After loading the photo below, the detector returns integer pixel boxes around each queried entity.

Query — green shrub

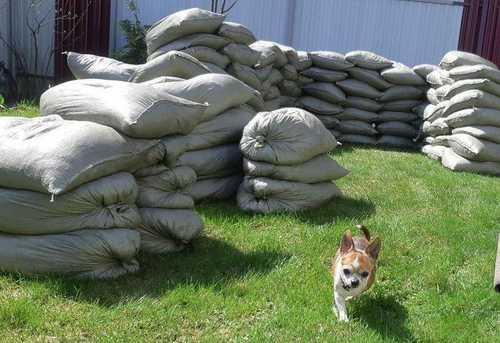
[112,1,149,64]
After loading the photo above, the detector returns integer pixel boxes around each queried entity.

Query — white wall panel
[222,0,291,45]
[0,0,12,69]
[292,0,463,66]
[2,0,55,76]
[111,0,464,66]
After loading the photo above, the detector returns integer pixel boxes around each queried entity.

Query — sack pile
[248,41,307,110]
[66,50,210,82]
[144,8,306,110]
[40,79,206,255]
[237,107,347,213]
[421,51,500,176]
[154,73,258,203]
[297,50,426,148]
[0,115,161,278]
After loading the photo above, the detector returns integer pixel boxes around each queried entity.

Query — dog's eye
[361,271,369,278]
[343,269,351,275]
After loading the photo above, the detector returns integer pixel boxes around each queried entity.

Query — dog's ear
[366,237,381,260]
[340,230,354,254]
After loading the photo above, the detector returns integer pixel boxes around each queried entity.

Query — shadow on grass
[331,144,421,156]
[294,196,376,225]
[196,197,376,227]
[352,294,414,341]
[5,235,289,307]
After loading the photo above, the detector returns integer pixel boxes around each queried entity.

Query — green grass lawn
[0,106,499,342]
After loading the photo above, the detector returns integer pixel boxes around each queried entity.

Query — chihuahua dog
[331,225,381,322]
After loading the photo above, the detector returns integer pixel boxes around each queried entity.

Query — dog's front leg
[334,292,349,322]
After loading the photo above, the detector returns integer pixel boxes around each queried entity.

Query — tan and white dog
[331,225,381,322]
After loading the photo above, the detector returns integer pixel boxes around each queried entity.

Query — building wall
[0,0,55,77]
[0,0,12,69]
[0,0,465,78]
[111,0,464,66]
[291,0,464,66]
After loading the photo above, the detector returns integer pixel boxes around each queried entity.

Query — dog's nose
[351,279,359,288]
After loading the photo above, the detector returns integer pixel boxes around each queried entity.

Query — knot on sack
[254,135,266,148]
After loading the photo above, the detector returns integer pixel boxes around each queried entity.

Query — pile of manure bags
[237,108,348,213]
[40,79,209,255]
[421,51,500,176]
[297,51,426,148]
[154,73,259,203]
[64,8,433,151]
[39,70,263,254]
[144,8,303,111]
[0,115,163,278]
[3,9,499,280]
[65,8,308,112]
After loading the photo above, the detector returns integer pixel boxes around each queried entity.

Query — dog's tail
[356,224,370,241]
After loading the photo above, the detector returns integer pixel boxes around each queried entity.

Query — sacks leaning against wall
[238,107,348,213]
[65,8,431,151]
[139,8,304,109]
[40,70,264,253]
[65,51,211,82]
[297,50,426,148]
[40,79,209,139]
[155,86,258,203]
[41,77,212,254]
[420,51,500,176]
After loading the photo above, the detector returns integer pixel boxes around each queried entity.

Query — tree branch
[222,0,240,14]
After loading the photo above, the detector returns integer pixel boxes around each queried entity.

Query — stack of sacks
[421,51,500,176]
[249,41,305,110]
[297,50,427,148]
[237,107,348,213]
[144,10,239,74]
[40,79,208,254]
[341,50,393,146]
[146,8,230,70]
[0,115,164,278]
[65,50,210,82]
[375,59,426,148]
[297,51,351,138]
[156,73,259,202]
[66,8,313,112]
[410,63,440,141]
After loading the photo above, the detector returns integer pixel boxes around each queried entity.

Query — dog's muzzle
[341,278,351,290]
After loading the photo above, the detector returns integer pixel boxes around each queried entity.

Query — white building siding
[292,0,464,66]
[111,0,464,66]
[222,0,292,45]
[0,0,12,69]
[0,0,55,76]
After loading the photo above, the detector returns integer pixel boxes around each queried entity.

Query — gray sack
[237,177,342,213]
[0,229,140,279]
[240,107,338,165]
[0,116,164,195]
[0,173,140,235]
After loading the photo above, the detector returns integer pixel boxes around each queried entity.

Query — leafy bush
[112,1,149,64]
